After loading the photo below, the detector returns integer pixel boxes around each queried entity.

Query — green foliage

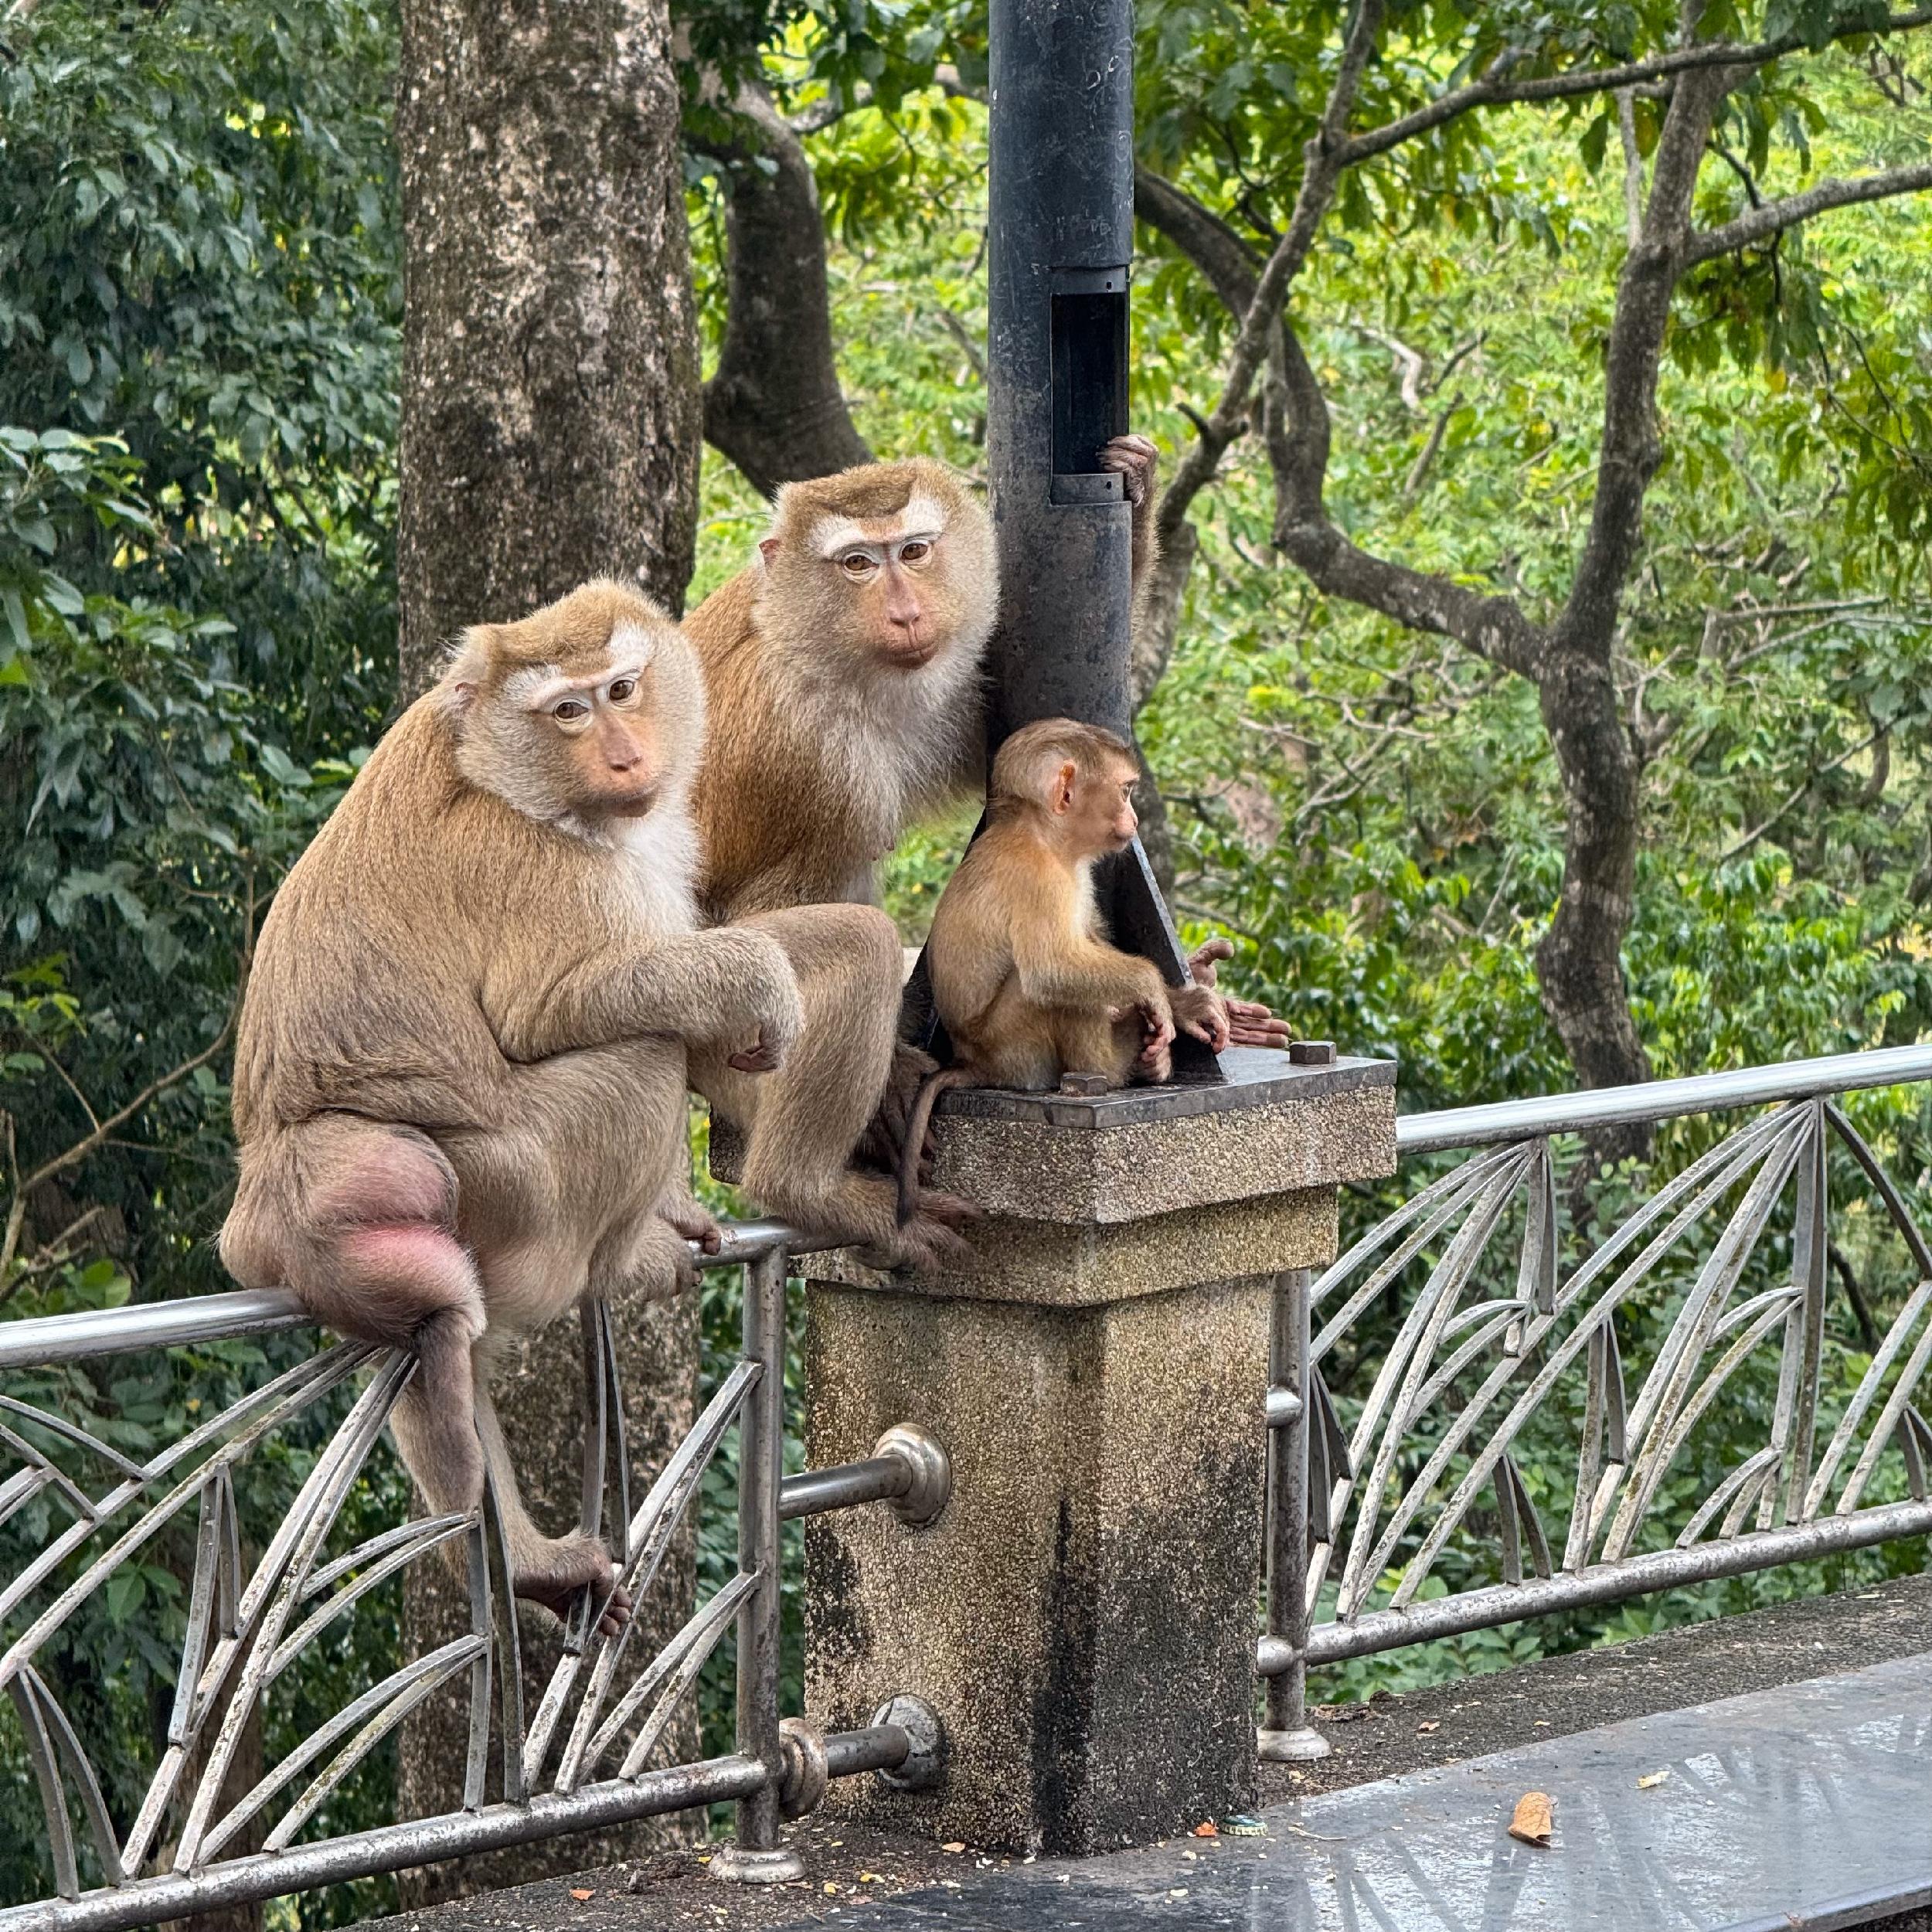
[1,0,398,1911]
[4,0,1932,1903]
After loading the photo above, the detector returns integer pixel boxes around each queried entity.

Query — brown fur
[687,459,998,921]
[901,718,1228,1213]
[685,441,1162,924]
[223,580,807,1631]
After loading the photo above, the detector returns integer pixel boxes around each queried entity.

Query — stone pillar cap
[924,1047,1396,1226]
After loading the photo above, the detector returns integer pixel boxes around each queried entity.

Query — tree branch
[690,80,872,493]
[1557,59,1734,657]
[1340,10,1932,166]
[1154,0,1386,531]
[1686,159,1932,262]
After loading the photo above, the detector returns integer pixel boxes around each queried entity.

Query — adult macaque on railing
[219,580,964,1639]
[896,719,1232,1220]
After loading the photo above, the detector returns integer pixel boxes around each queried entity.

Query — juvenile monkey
[899,718,1232,1218]
[219,580,946,1633]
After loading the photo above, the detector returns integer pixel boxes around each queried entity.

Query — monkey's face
[758,463,996,682]
[1053,757,1141,858]
[443,587,706,833]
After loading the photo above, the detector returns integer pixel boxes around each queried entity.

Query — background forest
[3,0,1932,1917]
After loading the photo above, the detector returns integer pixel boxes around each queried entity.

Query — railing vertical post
[1258,1266,1330,1763]
[712,1247,804,1883]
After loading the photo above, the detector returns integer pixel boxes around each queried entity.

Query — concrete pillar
[802,1049,1396,1855]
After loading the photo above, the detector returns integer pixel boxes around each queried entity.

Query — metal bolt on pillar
[1257,1267,1331,1764]
[713,1248,807,1881]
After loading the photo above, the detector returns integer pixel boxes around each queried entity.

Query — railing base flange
[709,1843,805,1885]
[1257,1725,1332,1764]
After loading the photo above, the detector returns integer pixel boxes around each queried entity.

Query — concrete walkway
[792,1653,1932,1931]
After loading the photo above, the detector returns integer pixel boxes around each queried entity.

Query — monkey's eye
[607,677,638,705]
[552,698,592,725]
[898,539,933,566]
[838,551,880,580]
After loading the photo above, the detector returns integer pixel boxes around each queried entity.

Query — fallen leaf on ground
[859,1873,880,1883]
[569,1889,594,1901]
[1417,1720,1440,1733]
[1192,1821,1219,1837]
[941,1842,966,1854]
[1508,1791,1553,1846]
[1636,1770,1670,1790]
[823,1882,840,1895]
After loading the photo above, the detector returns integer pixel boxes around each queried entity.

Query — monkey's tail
[896,1068,976,1227]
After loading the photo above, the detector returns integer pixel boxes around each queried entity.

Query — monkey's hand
[1172,981,1232,1053]
[1189,936,1291,1050]
[661,1192,723,1255]
[1134,995,1176,1070]
[697,929,805,1071]
[1100,433,1160,508]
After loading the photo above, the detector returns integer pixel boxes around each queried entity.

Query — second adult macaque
[689,437,1167,920]
[900,719,1231,1216]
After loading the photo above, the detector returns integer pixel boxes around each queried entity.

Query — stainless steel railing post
[712,1247,804,1881]
[1257,1266,1329,1763]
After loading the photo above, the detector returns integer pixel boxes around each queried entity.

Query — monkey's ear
[1050,761,1078,815]
[437,629,493,719]
[758,537,781,566]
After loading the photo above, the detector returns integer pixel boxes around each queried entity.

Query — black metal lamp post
[941,0,1221,1080]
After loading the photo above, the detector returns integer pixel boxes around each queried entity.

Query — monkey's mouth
[596,786,659,818]
[881,636,937,669]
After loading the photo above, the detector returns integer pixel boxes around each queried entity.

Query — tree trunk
[394,0,702,1897]
[696,83,872,495]
[397,0,701,690]
[1533,647,1650,1113]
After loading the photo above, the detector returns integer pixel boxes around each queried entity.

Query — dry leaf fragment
[941,1842,966,1854]
[1508,1791,1553,1846]
[569,1889,594,1901]
[859,1873,880,1884]
[1636,1770,1670,1790]
[1192,1821,1219,1838]
[1417,1720,1440,1733]
[823,1882,840,1896]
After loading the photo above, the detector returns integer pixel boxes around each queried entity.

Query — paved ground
[818,1652,1932,1930]
[365,1569,1932,1932]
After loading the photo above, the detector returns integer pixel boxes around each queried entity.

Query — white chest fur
[600,805,701,939]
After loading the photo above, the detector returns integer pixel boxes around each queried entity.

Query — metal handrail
[0,1218,826,1372]
[0,1211,939,1924]
[1397,1043,1932,1154]
[1260,1043,1932,1763]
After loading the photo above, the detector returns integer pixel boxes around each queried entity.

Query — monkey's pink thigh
[233,1117,488,1519]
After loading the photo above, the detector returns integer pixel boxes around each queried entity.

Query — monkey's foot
[878,1189,980,1274]
[512,1534,631,1638]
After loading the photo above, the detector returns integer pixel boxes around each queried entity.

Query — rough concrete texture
[808,1187,1335,1306]
[803,1273,1272,1857]
[922,1054,1396,1225]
